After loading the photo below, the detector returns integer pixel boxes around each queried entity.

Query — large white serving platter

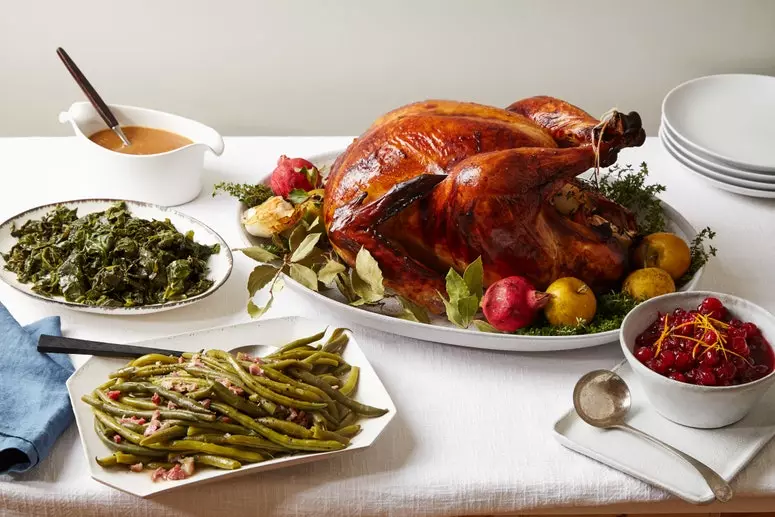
[554,361,775,504]
[660,129,775,199]
[0,199,233,315]
[238,152,703,352]
[66,317,396,498]
[662,74,775,172]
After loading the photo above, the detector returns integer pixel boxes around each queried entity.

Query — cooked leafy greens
[2,202,219,307]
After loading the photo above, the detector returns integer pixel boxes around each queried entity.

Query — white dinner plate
[662,74,775,171]
[661,119,775,183]
[238,152,703,353]
[554,361,775,504]
[0,199,233,315]
[661,127,775,191]
[66,317,396,498]
[660,129,775,199]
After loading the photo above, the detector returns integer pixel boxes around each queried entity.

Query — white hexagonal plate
[66,317,396,497]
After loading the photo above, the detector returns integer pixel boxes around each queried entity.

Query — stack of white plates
[660,74,775,198]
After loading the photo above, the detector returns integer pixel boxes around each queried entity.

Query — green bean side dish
[2,202,219,307]
[83,329,389,481]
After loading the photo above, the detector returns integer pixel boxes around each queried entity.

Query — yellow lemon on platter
[622,267,676,301]
[633,232,691,280]
[544,277,597,327]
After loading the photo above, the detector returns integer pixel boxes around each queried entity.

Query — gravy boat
[59,103,225,206]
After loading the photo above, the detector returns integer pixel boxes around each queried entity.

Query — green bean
[289,368,387,417]
[337,411,358,429]
[110,382,212,415]
[97,378,117,391]
[212,356,325,402]
[259,367,337,416]
[267,330,327,357]
[256,417,313,439]
[336,424,362,438]
[94,389,136,411]
[83,396,215,422]
[140,425,187,446]
[322,328,350,353]
[96,454,118,467]
[93,416,168,459]
[146,461,175,469]
[151,376,211,388]
[121,422,147,434]
[184,434,288,452]
[185,423,254,436]
[212,351,327,410]
[119,397,158,410]
[312,425,349,445]
[210,381,265,417]
[317,408,342,427]
[183,367,249,393]
[114,452,153,464]
[262,358,313,371]
[318,374,341,386]
[257,397,277,415]
[131,354,179,367]
[301,352,339,367]
[109,364,179,379]
[332,363,351,377]
[161,440,267,463]
[184,433,228,443]
[339,366,360,397]
[200,355,234,375]
[90,407,145,444]
[188,386,213,400]
[194,454,241,470]
[211,402,345,452]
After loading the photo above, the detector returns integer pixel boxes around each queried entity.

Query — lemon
[622,267,676,301]
[544,277,597,327]
[633,232,691,280]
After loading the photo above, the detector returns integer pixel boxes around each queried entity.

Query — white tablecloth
[2,136,775,516]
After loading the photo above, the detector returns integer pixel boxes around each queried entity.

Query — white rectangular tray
[553,361,775,504]
[67,316,396,498]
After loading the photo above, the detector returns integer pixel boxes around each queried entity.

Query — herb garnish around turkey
[1,202,219,307]
[213,182,273,207]
[593,162,667,235]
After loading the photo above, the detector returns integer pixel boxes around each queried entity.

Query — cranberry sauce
[633,297,774,386]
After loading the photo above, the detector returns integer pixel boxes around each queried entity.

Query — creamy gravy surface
[89,126,192,155]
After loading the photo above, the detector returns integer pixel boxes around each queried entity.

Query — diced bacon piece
[165,464,189,480]
[201,399,211,409]
[144,410,162,437]
[106,390,121,400]
[151,393,162,406]
[286,409,309,427]
[167,401,177,410]
[151,467,167,482]
[129,463,143,473]
[218,416,232,424]
[119,416,146,425]
[180,457,195,477]
[228,385,244,396]
[189,353,204,368]
[160,379,175,390]
[112,434,123,443]
[248,364,264,376]
[177,356,185,364]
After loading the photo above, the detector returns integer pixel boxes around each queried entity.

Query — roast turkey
[323,96,646,314]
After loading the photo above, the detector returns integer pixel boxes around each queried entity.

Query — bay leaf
[290,233,322,262]
[351,268,383,303]
[318,259,346,285]
[247,297,272,318]
[289,263,318,291]
[472,319,500,333]
[288,224,308,252]
[463,256,483,300]
[238,246,279,263]
[354,247,384,297]
[445,268,469,302]
[288,189,309,204]
[247,264,279,297]
[396,296,430,324]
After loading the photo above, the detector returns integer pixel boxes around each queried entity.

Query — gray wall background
[2,0,774,137]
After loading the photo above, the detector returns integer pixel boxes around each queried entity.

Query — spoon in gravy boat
[56,47,131,147]
[573,369,733,502]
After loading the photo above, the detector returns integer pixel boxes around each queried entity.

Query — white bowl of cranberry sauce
[620,291,775,429]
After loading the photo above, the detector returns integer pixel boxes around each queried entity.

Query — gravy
[89,126,192,155]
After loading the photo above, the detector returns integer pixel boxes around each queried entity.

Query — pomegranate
[270,155,321,198]
[481,276,550,332]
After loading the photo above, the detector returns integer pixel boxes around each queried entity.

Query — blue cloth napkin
[0,303,74,474]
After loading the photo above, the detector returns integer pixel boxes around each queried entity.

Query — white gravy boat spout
[59,103,225,206]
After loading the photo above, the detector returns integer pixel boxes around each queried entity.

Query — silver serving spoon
[573,370,733,502]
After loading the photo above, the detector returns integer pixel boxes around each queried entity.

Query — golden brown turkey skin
[324,97,645,313]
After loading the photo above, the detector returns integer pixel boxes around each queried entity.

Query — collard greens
[2,202,220,307]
